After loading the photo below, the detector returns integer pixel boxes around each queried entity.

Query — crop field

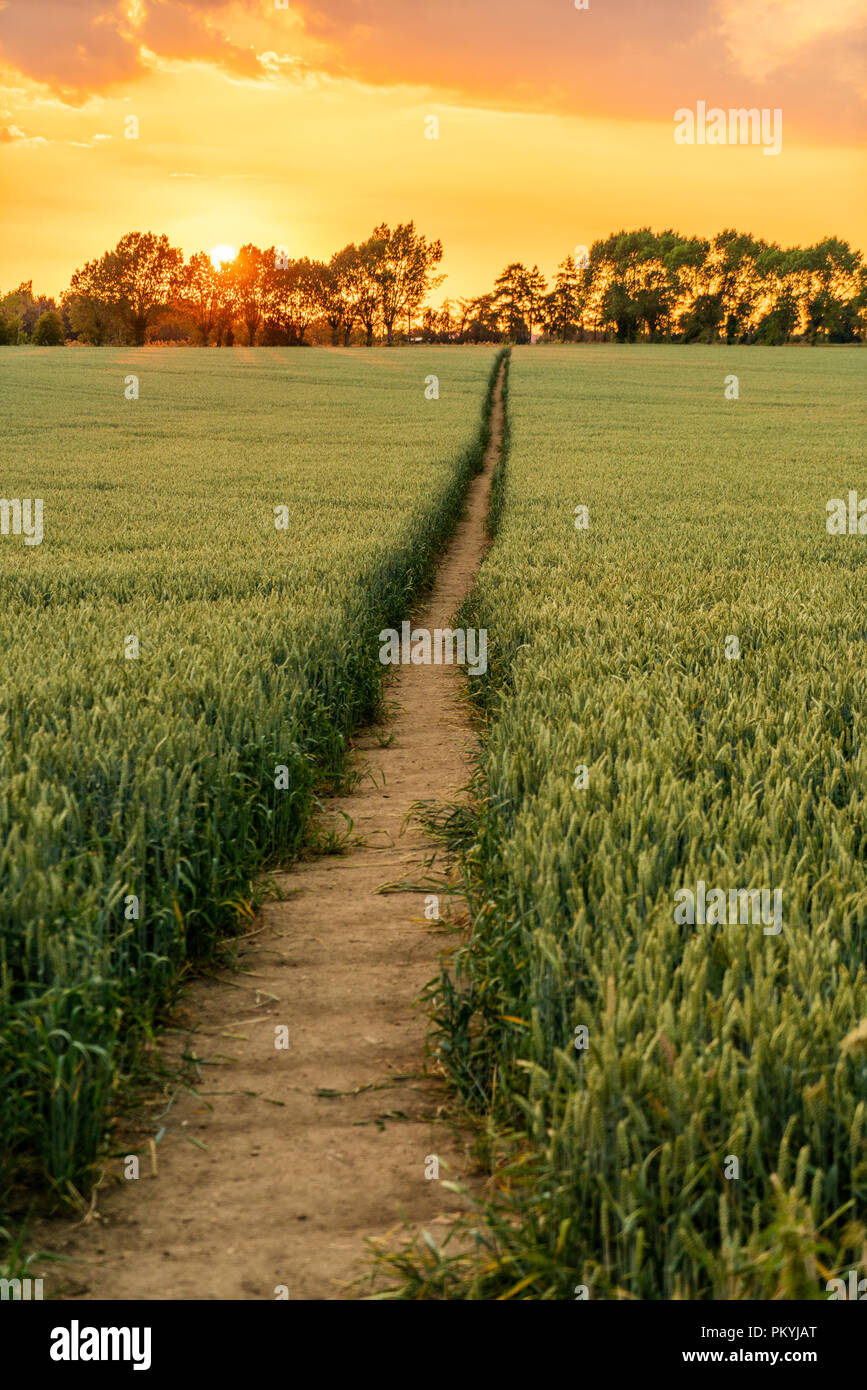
[0,345,500,1215]
[1,342,863,1305]
[426,345,866,1299]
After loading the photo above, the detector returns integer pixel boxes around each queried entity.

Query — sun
[210,244,237,269]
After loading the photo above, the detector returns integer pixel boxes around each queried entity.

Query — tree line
[1,225,864,348]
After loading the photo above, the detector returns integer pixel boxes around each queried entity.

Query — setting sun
[209,244,237,269]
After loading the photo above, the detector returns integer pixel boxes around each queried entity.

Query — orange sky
[1,0,865,301]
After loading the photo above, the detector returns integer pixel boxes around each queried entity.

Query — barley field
[419,345,867,1299]
[0,345,500,1215]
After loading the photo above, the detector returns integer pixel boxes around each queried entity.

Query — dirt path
[35,363,504,1302]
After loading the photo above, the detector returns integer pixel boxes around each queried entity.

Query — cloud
[0,0,863,140]
[269,0,867,136]
[137,0,263,82]
[713,0,866,81]
[0,119,47,143]
[0,3,142,101]
[0,0,265,101]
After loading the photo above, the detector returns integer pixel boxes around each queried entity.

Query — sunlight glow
[209,244,237,269]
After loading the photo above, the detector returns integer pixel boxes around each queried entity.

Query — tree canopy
[4,224,864,347]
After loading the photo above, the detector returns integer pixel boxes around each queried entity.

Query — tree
[31,309,65,345]
[453,299,474,342]
[590,230,678,341]
[680,292,725,344]
[601,280,642,342]
[212,264,236,346]
[229,244,270,345]
[318,263,344,346]
[178,251,226,345]
[117,233,184,345]
[753,268,799,345]
[493,262,547,341]
[0,309,20,344]
[696,230,765,343]
[799,238,864,343]
[0,307,21,343]
[433,299,457,342]
[493,264,528,340]
[666,237,710,339]
[62,283,117,344]
[66,234,183,345]
[365,222,443,346]
[1,282,57,340]
[421,299,459,343]
[264,257,327,345]
[545,256,583,341]
[355,235,384,346]
[319,245,363,346]
[523,265,548,337]
[461,294,501,343]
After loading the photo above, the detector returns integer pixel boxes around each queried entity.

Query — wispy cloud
[0,119,46,144]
